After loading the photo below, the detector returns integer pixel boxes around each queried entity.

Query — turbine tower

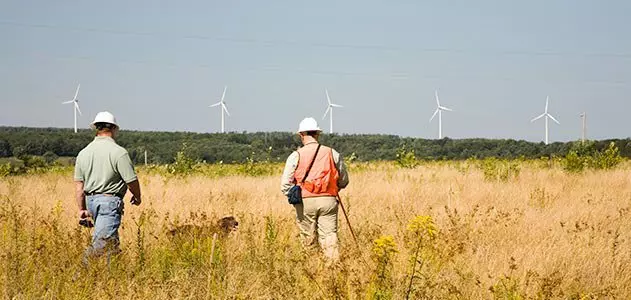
[531,96,560,145]
[209,86,230,133]
[322,89,343,134]
[61,84,82,133]
[429,90,453,139]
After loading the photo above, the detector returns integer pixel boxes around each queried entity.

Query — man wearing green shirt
[74,111,142,260]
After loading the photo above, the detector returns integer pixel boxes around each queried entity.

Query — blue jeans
[84,195,124,260]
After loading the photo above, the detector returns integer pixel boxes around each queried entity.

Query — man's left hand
[130,196,141,206]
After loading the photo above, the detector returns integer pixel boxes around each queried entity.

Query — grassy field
[0,161,630,299]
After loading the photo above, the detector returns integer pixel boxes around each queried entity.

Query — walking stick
[336,194,369,266]
[336,194,359,246]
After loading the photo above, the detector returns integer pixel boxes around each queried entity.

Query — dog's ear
[217,216,238,233]
[217,217,230,231]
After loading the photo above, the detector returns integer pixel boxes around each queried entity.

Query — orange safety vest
[294,143,340,198]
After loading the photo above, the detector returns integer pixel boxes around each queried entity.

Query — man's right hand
[78,209,90,219]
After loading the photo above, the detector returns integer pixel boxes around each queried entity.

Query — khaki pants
[294,196,339,261]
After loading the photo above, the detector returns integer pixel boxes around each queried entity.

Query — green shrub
[395,145,419,169]
[562,141,623,173]
[23,156,47,169]
[166,143,198,176]
[0,158,25,177]
[42,151,58,164]
[479,158,520,182]
[0,163,13,177]
[563,150,587,173]
[592,142,623,170]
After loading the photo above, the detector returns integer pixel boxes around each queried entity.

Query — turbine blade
[429,109,439,122]
[330,104,343,108]
[531,113,546,122]
[545,96,549,113]
[73,84,81,100]
[222,103,230,116]
[75,103,82,116]
[209,102,221,107]
[62,100,74,104]
[435,90,440,106]
[221,86,227,102]
[322,107,331,120]
[548,114,560,125]
[325,89,332,105]
[440,106,453,112]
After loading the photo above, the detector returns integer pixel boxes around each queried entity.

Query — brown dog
[167,216,239,240]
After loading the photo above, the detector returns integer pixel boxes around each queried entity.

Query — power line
[20,51,629,86]
[2,20,631,59]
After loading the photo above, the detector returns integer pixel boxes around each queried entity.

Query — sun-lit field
[1,160,630,299]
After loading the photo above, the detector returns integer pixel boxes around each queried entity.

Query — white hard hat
[90,111,119,129]
[297,117,321,133]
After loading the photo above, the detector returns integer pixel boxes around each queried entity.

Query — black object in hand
[79,218,94,228]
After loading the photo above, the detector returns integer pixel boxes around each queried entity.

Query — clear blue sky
[1,1,630,142]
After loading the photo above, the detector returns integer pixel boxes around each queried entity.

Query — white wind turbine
[322,89,343,134]
[61,84,82,133]
[209,86,230,133]
[531,96,560,145]
[429,90,453,139]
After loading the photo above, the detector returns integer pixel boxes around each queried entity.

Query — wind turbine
[429,90,453,139]
[322,89,343,134]
[531,96,560,145]
[209,86,230,133]
[61,84,82,133]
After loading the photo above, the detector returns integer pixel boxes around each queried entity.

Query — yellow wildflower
[407,215,438,239]
[372,235,398,258]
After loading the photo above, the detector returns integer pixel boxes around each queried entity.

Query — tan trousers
[294,196,339,261]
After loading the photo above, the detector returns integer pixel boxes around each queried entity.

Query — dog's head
[217,216,239,234]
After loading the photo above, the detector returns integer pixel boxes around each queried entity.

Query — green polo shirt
[74,136,137,196]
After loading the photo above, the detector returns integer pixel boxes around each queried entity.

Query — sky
[0,0,630,142]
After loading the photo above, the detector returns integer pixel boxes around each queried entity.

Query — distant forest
[1,127,630,164]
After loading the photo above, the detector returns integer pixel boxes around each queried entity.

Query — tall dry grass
[0,161,630,299]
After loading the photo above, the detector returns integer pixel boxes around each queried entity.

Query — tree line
[1,126,630,164]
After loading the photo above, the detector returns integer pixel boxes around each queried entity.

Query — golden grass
[1,161,630,299]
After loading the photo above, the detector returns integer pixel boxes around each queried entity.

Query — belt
[84,191,124,198]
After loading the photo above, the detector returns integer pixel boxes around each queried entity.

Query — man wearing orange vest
[280,117,349,261]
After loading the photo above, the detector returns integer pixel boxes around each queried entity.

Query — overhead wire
[2,20,631,59]
[17,52,628,86]
[1,20,630,85]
